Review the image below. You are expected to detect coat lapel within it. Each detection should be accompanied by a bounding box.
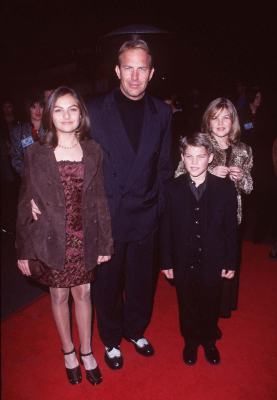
[35,142,99,198]
[36,145,62,185]
[81,140,99,192]
[206,173,219,230]
[32,145,65,206]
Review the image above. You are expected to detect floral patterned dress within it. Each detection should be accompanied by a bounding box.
[34,160,94,288]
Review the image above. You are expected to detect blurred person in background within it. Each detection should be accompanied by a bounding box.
[10,92,45,176]
[239,86,275,244]
[0,98,20,234]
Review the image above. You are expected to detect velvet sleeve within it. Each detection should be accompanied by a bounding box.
[16,150,36,259]
[94,147,114,256]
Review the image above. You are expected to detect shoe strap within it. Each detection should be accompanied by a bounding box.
[80,350,92,357]
[62,347,76,356]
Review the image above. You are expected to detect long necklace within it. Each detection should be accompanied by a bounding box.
[57,141,79,149]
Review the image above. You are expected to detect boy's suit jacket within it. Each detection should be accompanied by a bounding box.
[87,90,172,242]
[160,173,238,285]
[16,139,113,270]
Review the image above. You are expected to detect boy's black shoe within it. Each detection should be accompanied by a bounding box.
[203,342,220,365]
[183,343,198,365]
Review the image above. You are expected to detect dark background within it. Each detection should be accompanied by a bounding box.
[1,0,277,104]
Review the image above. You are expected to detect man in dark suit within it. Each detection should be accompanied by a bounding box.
[160,133,238,366]
[87,39,172,369]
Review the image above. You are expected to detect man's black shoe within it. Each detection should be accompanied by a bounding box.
[104,346,123,370]
[183,343,198,365]
[203,342,220,365]
[127,337,154,356]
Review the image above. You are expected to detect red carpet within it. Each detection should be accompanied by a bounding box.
[2,241,277,400]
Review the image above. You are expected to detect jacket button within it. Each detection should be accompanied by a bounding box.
[190,265,194,270]
[47,235,51,240]
[196,234,201,238]
[195,220,199,224]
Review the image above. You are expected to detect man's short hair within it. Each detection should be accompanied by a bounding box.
[117,39,153,67]
[180,132,213,155]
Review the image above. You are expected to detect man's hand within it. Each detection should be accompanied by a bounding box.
[161,269,174,279]
[17,259,31,276]
[221,269,235,279]
[31,199,41,220]
[97,255,111,265]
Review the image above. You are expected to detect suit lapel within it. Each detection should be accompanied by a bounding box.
[123,95,158,191]
[103,92,135,164]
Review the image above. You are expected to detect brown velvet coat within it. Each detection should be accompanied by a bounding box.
[16,139,113,270]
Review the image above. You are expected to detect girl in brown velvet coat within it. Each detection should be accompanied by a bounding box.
[16,87,113,386]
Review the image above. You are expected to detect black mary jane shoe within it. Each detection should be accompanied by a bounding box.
[62,348,82,385]
[80,349,103,385]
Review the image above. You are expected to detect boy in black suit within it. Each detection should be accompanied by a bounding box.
[160,132,238,365]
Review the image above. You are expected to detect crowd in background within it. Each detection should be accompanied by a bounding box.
[1,78,276,258]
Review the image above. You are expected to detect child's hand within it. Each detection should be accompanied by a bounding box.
[221,269,235,279]
[161,269,174,279]
[97,255,111,265]
[17,259,31,276]
[211,166,230,178]
[31,199,41,220]
[229,166,243,181]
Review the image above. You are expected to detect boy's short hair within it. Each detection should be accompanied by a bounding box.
[180,132,213,155]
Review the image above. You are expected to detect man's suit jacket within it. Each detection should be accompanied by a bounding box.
[160,173,238,285]
[87,90,172,242]
[16,139,113,270]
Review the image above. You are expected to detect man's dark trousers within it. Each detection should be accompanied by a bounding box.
[93,231,158,347]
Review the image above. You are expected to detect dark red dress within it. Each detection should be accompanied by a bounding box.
[33,160,94,288]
